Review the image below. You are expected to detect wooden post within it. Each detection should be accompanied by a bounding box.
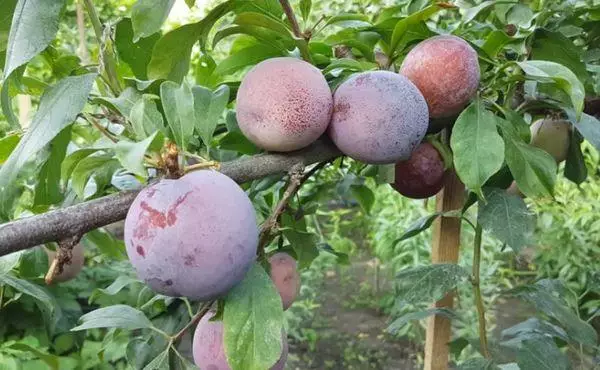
[424,170,465,370]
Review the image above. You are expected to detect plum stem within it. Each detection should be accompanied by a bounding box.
[184,161,221,173]
[171,300,214,343]
[472,223,490,358]
[44,235,82,285]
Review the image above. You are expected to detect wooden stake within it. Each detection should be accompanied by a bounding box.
[424,170,465,370]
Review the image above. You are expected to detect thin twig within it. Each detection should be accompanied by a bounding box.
[172,301,214,342]
[257,160,331,256]
[472,223,490,358]
[184,161,221,173]
[278,0,313,62]
[44,235,82,285]
[81,113,118,143]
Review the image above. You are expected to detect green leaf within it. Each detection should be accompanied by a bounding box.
[282,229,320,269]
[457,358,499,370]
[224,263,285,370]
[504,137,557,198]
[502,318,569,345]
[234,12,291,36]
[450,99,505,198]
[83,228,127,260]
[34,125,71,206]
[390,4,451,55]
[72,304,153,331]
[130,94,166,140]
[0,134,20,164]
[0,252,22,275]
[19,247,49,278]
[93,87,142,117]
[395,213,441,243]
[516,338,569,370]
[518,60,585,119]
[193,84,230,147]
[350,184,375,214]
[143,349,170,370]
[0,273,60,330]
[299,0,312,21]
[478,188,535,253]
[564,130,587,185]
[0,0,17,52]
[71,154,119,199]
[115,18,160,80]
[509,283,597,347]
[7,342,60,369]
[506,4,533,28]
[481,30,512,58]
[146,23,197,83]
[530,29,589,85]
[0,73,96,216]
[3,0,65,79]
[212,25,291,52]
[218,131,260,155]
[395,264,470,305]
[160,81,195,151]
[1,66,23,128]
[61,149,99,184]
[571,113,600,153]
[184,0,195,8]
[214,43,283,76]
[131,0,175,42]
[90,276,140,303]
[115,132,160,177]
[387,308,456,335]
[462,1,495,23]
[324,14,371,28]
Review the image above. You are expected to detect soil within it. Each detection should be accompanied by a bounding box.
[286,257,420,370]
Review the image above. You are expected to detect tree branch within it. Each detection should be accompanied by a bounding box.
[0,140,341,256]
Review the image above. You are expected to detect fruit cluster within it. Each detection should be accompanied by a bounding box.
[121,35,481,369]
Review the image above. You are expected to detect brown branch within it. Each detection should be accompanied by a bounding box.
[279,0,303,38]
[0,140,341,256]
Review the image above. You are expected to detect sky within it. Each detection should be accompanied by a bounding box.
[169,0,210,22]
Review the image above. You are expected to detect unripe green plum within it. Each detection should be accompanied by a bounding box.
[269,252,300,310]
[236,57,333,152]
[192,312,288,370]
[400,35,480,119]
[44,243,84,283]
[530,118,571,163]
[124,170,258,301]
[328,71,429,164]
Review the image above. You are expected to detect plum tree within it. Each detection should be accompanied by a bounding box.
[400,35,480,119]
[391,142,446,199]
[124,170,258,301]
[328,71,429,164]
[44,243,85,283]
[236,57,333,152]
[530,118,571,163]
[269,252,300,310]
[193,312,288,370]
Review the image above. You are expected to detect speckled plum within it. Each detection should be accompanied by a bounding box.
[269,253,300,310]
[192,312,288,370]
[124,170,258,301]
[328,71,429,164]
[45,243,85,283]
[530,118,571,163]
[400,35,480,119]
[391,142,446,199]
[236,57,333,152]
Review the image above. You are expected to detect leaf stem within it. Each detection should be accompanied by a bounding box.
[278,0,313,63]
[81,113,119,143]
[0,286,4,310]
[82,0,122,95]
[472,222,490,358]
[172,301,214,343]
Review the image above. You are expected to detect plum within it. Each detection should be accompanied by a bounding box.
[269,253,300,310]
[44,243,84,282]
[192,311,288,370]
[530,118,571,163]
[400,35,480,119]
[236,57,333,152]
[391,142,446,199]
[328,71,429,164]
[124,170,258,301]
